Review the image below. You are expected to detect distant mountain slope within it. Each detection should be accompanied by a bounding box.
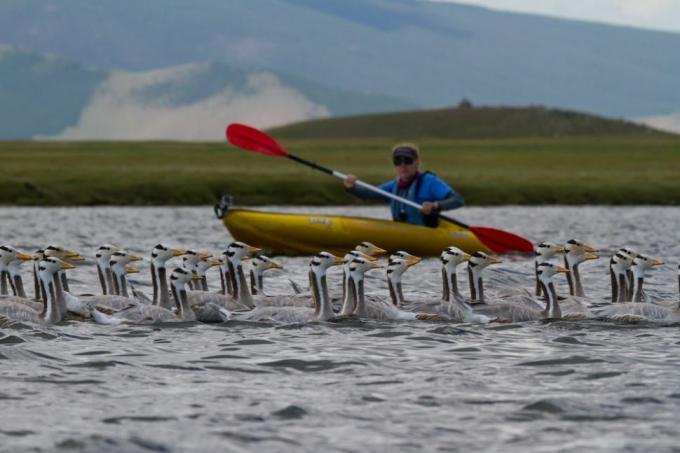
[269,104,668,139]
[0,46,105,138]
[0,0,679,120]
[0,48,413,139]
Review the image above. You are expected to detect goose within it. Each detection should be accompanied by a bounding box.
[339,250,376,315]
[339,242,386,314]
[610,248,637,303]
[186,241,260,311]
[234,252,343,323]
[192,255,222,292]
[563,239,598,297]
[0,245,34,298]
[62,251,144,317]
[149,243,187,310]
[466,251,502,304]
[629,255,665,303]
[387,255,491,323]
[476,263,569,322]
[43,245,84,292]
[247,255,318,308]
[95,244,120,295]
[0,252,44,313]
[91,268,202,325]
[0,258,74,325]
[182,250,212,290]
[594,257,678,322]
[534,242,566,297]
[346,257,443,321]
[249,255,283,296]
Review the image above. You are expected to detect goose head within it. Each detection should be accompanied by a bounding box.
[354,241,386,257]
[611,248,636,273]
[536,262,569,285]
[0,245,33,269]
[39,257,75,280]
[182,250,212,271]
[226,241,260,266]
[151,243,186,267]
[169,267,199,289]
[95,244,119,266]
[441,247,470,271]
[630,254,664,279]
[535,242,566,263]
[387,254,420,279]
[348,256,383,280]
[468,251,502,273]
[110,250,142,275]
[251,255,283,273]
[310,252,345,275]
[44,245,84,261]
[564,239,599,266]
[194,256,221,277]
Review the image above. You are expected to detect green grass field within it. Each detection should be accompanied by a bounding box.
[2,137,679,205]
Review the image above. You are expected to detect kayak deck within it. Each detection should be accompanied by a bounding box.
[221,208,490,256]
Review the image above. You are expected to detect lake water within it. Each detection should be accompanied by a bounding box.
[1,205,680,452]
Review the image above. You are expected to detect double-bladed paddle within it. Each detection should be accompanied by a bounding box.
[225,123,533,254]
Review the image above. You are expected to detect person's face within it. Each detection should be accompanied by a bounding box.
[393,155,419,180]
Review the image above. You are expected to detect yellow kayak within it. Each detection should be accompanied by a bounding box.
[220,208,490,256]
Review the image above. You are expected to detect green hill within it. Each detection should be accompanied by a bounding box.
[269,104,668,140]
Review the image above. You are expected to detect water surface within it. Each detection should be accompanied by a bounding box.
[1,206,679,452]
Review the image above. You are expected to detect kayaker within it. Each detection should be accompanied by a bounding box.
[344,143,464,227]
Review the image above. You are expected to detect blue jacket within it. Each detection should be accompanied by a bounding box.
[350,172,464,226]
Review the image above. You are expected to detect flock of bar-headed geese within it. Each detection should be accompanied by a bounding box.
[0,239,679,327]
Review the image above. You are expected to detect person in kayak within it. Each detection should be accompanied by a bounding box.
[343,143,464,227]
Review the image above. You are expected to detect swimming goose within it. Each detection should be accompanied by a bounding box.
[248,255,318,308]
[534,242,566,297]
[109,251,143,298]
[477,263,569,322]
[0,246,34,298]
[187,241,259,311]
[610,248,637,303]
[182,250,212,290]
[149,243,186,310]
[339,243,385,313]
[0,258,74,325]
[95,244,120,295]
[0,252,43,312]
[439,247,471,300]
[192,255,221,292]
[594,258,677,322]
[563,239,598,297]
[234,252,343,323]
[63,251,144,317]
[467,252,502,304]
[91,268,200,325]
[340,250,376,315]
[249,255,283,296]
[44,245,84,292]
[387,255,490,323]
[629,255,664,303]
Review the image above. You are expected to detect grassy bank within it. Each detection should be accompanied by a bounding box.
[2,137,679,205]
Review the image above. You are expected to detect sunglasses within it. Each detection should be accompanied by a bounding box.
[393,156,415,166]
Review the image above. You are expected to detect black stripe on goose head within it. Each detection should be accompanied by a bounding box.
[0,245,13,252]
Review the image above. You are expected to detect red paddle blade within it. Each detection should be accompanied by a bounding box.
[226,123,289,157]
[469,226,534,255]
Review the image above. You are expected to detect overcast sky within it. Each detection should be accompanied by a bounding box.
[437,0,680,33]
